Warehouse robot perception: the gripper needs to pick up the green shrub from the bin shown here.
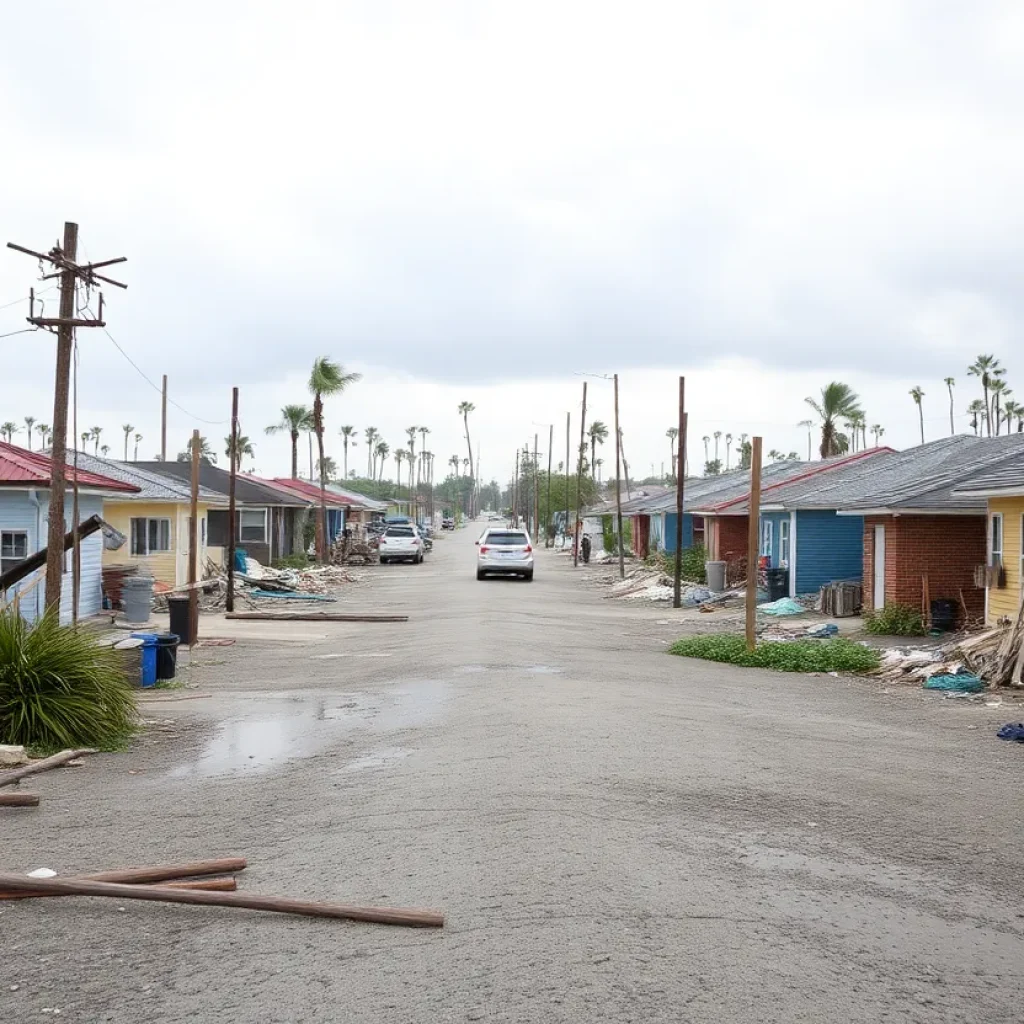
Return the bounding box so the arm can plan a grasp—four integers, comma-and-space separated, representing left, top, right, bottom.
0, 610, 138, 751
660, 544, 708, 583
864, 602, 925, 636
601, 514, 632, 555
668, 633, 880, 673
273, 553, 311, 570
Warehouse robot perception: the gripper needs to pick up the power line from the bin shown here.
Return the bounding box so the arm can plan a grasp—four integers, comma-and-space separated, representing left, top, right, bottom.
0, 327, 39, 340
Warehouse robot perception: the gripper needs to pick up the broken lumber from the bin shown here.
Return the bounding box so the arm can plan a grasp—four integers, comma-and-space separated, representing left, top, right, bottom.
224, 611, 408, 623
0, 792, 39, 807
0, 874, 445, 928
0, 876, 237, 901
0, 515, 104, 592
0, 749, 97, 788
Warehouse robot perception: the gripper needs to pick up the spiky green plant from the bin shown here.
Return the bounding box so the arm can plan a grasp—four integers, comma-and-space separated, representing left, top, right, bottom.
0, 610, 138, 750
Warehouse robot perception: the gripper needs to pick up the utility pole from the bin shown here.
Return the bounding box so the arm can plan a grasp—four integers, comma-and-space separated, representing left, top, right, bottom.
226, 387, 239, 613
6, 223, 126, 614
745, 436, 763, 652
533, 433, 540, 543
161, 375, 168, 460
512, 449, 519, 527
564, 412, 570, 549
188, 429, 201, 646
573, 382, 587, 568
546, 424, 553, 547
613, 374, 625, 579
673, 378, 686, 609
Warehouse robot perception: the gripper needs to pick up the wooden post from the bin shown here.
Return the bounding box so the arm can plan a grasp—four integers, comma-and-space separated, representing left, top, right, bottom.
188, 429, 200, 646
44, 221, 78, 614
512, 449, 519, 527
673, 378, 686, 608
71, 341, 80, 625
564, 412, 570, 548
226, 387, 239, 613
745, 436, 763, 651
546, 424, 553, 547
574, 383, 587, 568
533, 434, 540, 541
613, 373, 625, 579
160, 375, 168, 461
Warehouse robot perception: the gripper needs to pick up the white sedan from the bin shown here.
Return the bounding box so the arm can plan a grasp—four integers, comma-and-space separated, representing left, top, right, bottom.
476, 528, 534, 581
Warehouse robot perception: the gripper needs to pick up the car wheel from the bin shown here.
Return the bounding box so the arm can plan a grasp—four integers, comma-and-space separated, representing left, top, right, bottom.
524, 571, 534, 581
476, 569, 485, 581
380, 557, 389, 565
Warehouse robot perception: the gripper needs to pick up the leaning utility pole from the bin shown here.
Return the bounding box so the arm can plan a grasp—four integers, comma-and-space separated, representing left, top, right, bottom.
189, 429, 201, 646
7, 223, 127, 614
672, 378, 687, 609
226, 387, 239, 613
564, 412, 570, 547
573, 383, 587, 568
613, 373, 625, 579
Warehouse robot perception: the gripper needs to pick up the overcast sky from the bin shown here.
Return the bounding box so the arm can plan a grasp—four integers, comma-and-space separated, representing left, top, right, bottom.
2, 1, 1022, 481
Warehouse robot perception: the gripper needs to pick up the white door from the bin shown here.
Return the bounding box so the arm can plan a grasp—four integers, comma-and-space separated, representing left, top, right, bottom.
872, 525, 885, 609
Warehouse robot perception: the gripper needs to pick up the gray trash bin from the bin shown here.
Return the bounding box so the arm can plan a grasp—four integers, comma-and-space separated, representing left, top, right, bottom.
121, 575, 154, 623
705, 560, 727, 593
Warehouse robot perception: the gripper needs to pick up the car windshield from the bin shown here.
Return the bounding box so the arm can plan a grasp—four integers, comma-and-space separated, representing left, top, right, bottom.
386, 527, 415, 537
485, 532, 529, 546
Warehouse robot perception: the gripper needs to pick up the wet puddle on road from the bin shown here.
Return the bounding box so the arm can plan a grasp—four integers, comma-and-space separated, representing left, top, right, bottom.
168, 680, 447, 779
455, 664, 564, 675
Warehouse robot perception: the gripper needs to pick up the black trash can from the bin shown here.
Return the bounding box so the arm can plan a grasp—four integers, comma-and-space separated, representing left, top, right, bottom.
766, 568, 789, 601
154, 632, 180, 680
167, 596, 195, 646
930, 598, 957, 632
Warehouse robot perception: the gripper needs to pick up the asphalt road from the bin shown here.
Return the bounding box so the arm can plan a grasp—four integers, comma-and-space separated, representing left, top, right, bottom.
3, 524, 1023, 1023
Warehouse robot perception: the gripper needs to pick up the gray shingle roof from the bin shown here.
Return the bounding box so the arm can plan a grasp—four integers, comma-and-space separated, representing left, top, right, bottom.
64, 451, 228, 503
135, 461, 310, 506
953, 448, 1024, 495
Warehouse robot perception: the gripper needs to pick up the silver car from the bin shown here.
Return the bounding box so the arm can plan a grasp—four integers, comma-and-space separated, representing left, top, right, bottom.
476, 528, 534, 581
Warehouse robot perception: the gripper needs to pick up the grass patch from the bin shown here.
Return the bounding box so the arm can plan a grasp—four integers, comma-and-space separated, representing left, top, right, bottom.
668, 633, 880, 673
272, 553, 311, 570
864, 602, 926, 636
0, 609, 139, 751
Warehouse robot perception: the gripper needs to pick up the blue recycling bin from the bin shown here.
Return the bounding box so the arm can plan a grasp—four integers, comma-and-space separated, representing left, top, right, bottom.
130, 632, 159, 687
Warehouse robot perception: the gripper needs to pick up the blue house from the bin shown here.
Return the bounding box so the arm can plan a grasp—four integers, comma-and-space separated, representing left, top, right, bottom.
0, 443, 139, 623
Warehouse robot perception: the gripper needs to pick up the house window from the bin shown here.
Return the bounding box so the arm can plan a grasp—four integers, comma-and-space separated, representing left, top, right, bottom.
760, 519, 773, 558
990, 513, 1003, 567
779, 519, 790, 566
239, 509, 268, 543
130, 518, 172, 556
1, 530, 29, 576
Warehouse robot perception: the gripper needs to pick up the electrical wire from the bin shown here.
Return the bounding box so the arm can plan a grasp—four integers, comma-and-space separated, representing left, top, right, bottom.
0, 327, 39, 340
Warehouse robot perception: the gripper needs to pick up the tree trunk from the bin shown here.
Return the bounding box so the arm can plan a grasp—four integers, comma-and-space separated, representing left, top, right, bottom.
314, 395, 327, 562
463, 416, 474, 517
343, 441, 348, 480
290, 430, 298, 479
918, 406, 925, 445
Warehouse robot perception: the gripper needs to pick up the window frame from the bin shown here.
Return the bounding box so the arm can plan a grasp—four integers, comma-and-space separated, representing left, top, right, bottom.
239, 508, 268, 544
1, 529, 30, 576
779, 519, 790, 566
990, 512, 1003, 566
760, 519, 773, 558
130, 517, 172, 556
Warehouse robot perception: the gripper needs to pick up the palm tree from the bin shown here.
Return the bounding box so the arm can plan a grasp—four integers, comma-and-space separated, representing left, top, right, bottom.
90, 426, 103, 455
702, 435, 710, 464
121, 423, 134, 461
364, 427, 379, 476
23, 416, 35, 451
871, 424, 885, 445
805, 382, 862, 458
990, 379, 1010, 437
418, 426, 431, 488
225, 433, 254, 470
594, 457, 603, 483
394, 449, 406, 497
666, 427, 678, 479
133, 432, 142, 460
844, 419, 859, 453
0, 422, 17, 443
317, 455, 337, 479
375, 441, 390, 482
967, 355, 1004, 437
308, 358, 361, 560
405, 427, 419, 493
588, 421, 608, 481
36, 423, 50, 449
850, 412, 867, 450
944, 377, 955, 435
339, 425, 356, 480
265, 404, 313, 479
100, 444, 110, 457
797, 419, 814, 461
1001, 400, 1023, 434
458, 401, 476, 515
967, 399, 986, 435
179, 435, 216, 463
713, 430, 722, 463
725, 432, 733, 470
80, 431, 91, 452
767, 449, 783, 461
909, 387, 925, 444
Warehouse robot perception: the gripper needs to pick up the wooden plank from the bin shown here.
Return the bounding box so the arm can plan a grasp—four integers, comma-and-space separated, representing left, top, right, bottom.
0, 749, 97, 789
0, 792, 39, 807
0, 874, 445, 928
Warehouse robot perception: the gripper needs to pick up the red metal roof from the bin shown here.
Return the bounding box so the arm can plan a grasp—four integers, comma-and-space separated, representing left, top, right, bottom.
703, 447, 895, 512
0, 442, 139, 492
253, 476, 353, 506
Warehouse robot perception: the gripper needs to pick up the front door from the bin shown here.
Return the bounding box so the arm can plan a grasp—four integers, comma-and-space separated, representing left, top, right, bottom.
873, 525, 885, 609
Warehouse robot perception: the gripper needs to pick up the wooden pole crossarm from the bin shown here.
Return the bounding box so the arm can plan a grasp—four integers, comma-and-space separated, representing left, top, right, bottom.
27, 317, 106, 328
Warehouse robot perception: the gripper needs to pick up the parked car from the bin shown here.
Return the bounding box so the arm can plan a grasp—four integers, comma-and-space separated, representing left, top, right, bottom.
379, 524, 425, 564
476, 528, 534, 581
442, 516, 455, 530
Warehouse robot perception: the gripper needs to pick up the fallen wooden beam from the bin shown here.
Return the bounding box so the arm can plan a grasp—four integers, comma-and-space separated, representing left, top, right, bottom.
224, 611, 408, 623
0, 792, 39, 807
0, 874, 444, 928
0, 875, 237, 901
0, 749, 97, 789
0, 515, 104, 591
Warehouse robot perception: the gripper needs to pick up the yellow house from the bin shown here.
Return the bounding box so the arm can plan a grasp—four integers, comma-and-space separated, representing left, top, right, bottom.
70, 452, 226, 588
955, 467, 1024, 625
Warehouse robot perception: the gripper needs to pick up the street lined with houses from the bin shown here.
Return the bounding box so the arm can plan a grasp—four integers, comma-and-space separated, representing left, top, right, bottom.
2, 525, 1022, 1022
